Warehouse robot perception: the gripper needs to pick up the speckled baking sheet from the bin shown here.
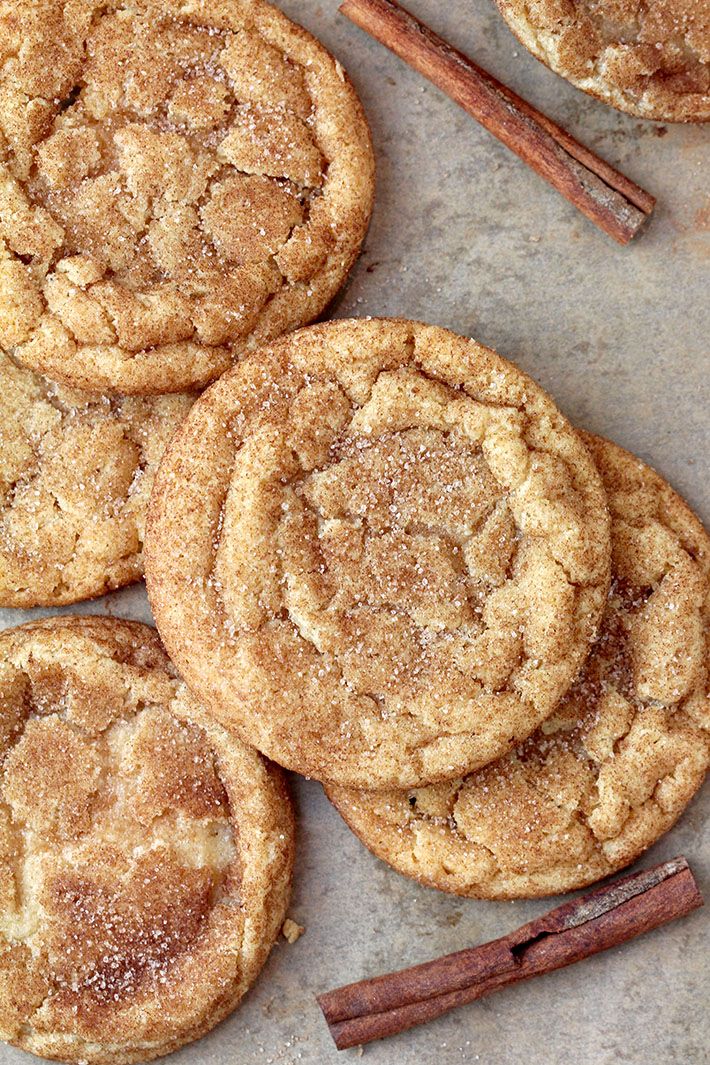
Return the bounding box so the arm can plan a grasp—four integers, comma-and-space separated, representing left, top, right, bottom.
2, 2, 708, 1064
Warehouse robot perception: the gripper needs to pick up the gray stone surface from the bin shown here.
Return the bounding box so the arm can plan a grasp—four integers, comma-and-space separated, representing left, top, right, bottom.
1, 2, 708, 1063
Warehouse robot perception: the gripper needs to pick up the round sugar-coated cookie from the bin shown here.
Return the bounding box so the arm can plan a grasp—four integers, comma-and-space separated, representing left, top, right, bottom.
495, 0, 710, 122
0, 349, 193, 607
327, 434, 710, 898
146, 318, 611, 789
0, 0, 374, 395
0, 616, 294, 1065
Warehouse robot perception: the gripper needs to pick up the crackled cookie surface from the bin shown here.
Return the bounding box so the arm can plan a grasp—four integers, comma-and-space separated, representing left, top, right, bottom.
327, 435, 710, 897
0, 616, 293, 1065
0, 350, 192, 607
0, 0, 373, 394
146, 319, 611, 789
495, 0, 710, 121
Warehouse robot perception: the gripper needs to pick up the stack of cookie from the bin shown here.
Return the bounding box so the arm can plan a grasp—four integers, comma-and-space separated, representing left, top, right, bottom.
145, 316, 710, 901
0, 1, 707, 1063
0, 1, 374, 1061
0, 0, 373, 608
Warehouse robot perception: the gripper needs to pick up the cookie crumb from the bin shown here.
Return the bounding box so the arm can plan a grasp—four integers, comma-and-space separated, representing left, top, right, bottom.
282, 918, 305, 944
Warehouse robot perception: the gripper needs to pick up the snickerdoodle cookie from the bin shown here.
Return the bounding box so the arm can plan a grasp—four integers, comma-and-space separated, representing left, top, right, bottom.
495, 0, 710, 122
0, 616, 294, 1065
0, 350, 193, 607
327, 434, 710, 897
146, 319, 611, 789
0, 0, 373, 395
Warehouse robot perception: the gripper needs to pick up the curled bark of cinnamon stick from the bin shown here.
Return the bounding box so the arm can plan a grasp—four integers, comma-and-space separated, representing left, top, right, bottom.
340, 0, 655, 244
318, 856, 702, 1050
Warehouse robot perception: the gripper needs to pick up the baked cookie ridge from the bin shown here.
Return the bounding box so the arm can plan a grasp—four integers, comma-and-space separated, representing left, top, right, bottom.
146, 318, 611, 789
326, 433, 710, 897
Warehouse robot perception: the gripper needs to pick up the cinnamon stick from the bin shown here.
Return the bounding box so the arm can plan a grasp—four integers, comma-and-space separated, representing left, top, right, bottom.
318, 856, 702, 1049
340, 0, 655, 244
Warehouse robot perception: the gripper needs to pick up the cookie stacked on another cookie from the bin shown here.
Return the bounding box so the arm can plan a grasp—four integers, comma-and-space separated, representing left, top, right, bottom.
326, 434, 710, 897
0, 616, 294, 1065
0, 351, 194, 606
146, 317, 708, 899
0, 0, 374, 607
146, 318, 612, 788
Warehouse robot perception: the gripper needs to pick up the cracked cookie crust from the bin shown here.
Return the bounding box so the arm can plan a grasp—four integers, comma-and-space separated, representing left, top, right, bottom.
495, 0, 710, 122
0, 616, 294, 1065
326, 434, 710, 897
0, 0, 374, 395
0, 349, 193, 607
146, 319, 611, 789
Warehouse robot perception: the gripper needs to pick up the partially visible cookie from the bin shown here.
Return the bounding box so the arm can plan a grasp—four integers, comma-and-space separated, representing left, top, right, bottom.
0, 350, 192, 607
0, 616, 294, 1065
495, 0, 710, 122
327, 435, 710, 898
146, 318, 611, 789
0, 0, 374, 394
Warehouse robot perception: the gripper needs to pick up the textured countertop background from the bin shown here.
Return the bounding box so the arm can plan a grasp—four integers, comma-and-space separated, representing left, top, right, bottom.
2, 2, 708, 1063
